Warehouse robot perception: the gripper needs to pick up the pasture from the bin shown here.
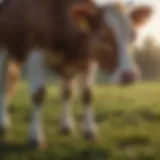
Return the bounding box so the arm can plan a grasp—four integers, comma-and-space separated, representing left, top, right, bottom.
1, 82, 160, 160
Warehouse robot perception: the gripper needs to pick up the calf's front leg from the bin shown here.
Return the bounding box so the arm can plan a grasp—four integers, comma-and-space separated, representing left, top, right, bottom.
79, 72, 98, 140
26, 50, 46, 148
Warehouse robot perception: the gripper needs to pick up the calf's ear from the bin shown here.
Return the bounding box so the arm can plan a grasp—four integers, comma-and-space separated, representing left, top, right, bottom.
69, 3, 99, 31
129, 5, 153, 29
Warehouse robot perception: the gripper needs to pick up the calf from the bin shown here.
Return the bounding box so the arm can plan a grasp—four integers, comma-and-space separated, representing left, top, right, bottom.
44, 3, 153, 140
0, 0, 153, 148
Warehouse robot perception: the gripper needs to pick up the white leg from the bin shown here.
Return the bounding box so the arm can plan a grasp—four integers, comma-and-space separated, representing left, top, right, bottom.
59, 78, 74, 134
26, 49, 46, 147
78, 65, 98, 140
81, 78, 97, 139
0, 51, 9, 133
83, 103, 97, 137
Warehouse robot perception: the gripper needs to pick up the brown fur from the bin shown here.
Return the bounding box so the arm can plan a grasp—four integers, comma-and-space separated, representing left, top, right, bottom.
0, 0, 118, 74
82, 87, 92, 105
32, 87, 46, 106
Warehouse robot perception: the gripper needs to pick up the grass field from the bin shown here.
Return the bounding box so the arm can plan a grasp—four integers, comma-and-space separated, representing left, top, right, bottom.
1, 82, 160, 160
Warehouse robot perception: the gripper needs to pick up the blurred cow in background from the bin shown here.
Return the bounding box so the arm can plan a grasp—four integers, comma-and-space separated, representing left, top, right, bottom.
0, 0, 153, 148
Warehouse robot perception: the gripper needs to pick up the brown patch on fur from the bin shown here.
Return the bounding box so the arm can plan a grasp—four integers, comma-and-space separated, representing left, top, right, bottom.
95, 28, 118, 73
82, 87, 92, 105
62, 84, 72, 101
61, 79, 73, 101
32, 87, 46, 106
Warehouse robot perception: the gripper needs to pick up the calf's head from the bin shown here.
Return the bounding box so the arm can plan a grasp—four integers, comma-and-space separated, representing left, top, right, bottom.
70, 2, 153, 85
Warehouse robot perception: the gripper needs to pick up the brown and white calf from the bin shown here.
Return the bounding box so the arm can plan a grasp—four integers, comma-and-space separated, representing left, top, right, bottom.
0, 0, 153, 147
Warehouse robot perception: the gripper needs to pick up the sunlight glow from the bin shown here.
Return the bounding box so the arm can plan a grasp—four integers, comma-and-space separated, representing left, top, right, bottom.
95, 0, 160, 46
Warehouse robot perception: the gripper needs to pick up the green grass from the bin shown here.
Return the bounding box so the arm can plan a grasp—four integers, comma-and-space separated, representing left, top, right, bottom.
1, 82, 160, 160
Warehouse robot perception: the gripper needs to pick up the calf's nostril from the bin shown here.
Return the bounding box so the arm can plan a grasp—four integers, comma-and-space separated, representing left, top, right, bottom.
120, 71, 135, 84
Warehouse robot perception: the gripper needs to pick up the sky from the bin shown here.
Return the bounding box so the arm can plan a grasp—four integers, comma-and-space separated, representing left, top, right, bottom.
94, 0, 160, 46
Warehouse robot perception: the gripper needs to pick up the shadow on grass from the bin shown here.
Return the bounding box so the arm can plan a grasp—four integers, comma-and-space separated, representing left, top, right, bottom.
76, 110, 125, 124
0, 141, 111, 160
75, 112, 108, 124
138, 109, 160, 122
0, 141, 33, 153
118, 135, 150, 149
71, 147, 111, 160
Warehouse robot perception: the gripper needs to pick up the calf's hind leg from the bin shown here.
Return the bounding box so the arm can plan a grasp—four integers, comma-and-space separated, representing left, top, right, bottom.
59, 78, 75, 135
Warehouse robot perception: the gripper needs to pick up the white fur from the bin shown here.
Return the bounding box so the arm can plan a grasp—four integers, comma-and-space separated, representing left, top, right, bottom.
79, 63, 97, 134
59, 78, 75, 131
26, 50, 45, 94
104, 7, 135, 83
60, 99, 74, 130
82, 105, 97, 134
29, 107, 44, 141
26, 50, 46, 142
0, 51, 10, 129
79, 63, 97, 88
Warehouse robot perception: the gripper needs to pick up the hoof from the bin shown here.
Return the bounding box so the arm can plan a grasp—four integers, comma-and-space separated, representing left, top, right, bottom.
83, 128, 98, 141
84, 132, 97, 141
28, 139, 47, 150
60, 126, 72, 136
